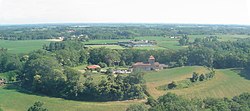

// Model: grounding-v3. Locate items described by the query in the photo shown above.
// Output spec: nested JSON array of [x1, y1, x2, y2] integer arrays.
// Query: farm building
[[132, 55, 168, 71], [118, 40, 156, 47], [86, 65, 101, 70]]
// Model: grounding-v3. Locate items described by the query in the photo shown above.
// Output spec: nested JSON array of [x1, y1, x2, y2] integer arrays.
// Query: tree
[[20, 55, 66, 96], [168, 81, 177, 89], [149, 93, 200, 111], [106, 68, 113, 75], [199, 74, 206, 81], [179, 35, 189, 46], [63, 67, 84, 98], [27, 101, 48, 111], [191, 72, 199, 82]]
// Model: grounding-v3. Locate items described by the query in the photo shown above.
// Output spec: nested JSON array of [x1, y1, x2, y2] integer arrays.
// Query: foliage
[[149, 93, 250, 111], [178, 35, 189, 46], [27, 101, 48, 111], [17, 50, 146, 101], [149, 93, 200, 111]]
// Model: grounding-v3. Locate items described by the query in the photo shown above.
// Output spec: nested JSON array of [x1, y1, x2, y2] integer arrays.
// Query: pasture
[[144, 66, 250, 99]]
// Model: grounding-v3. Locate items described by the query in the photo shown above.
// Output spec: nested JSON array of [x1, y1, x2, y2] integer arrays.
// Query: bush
[[168, 81, 177, 89], [191, 72, 199, 82], [106, 68, 113, 75], [199, 74, 206, 81], [27, 101, 48, 111]]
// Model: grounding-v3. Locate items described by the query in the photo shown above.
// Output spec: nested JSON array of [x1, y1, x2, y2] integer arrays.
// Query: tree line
[[127, 92, 250, 111], [1, 24, 250, 40]]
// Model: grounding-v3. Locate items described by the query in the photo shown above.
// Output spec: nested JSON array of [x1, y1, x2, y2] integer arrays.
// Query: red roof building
[[87, 65, 101, 69]]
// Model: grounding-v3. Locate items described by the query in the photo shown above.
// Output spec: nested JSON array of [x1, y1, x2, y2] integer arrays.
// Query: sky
[[0, 0, 250, 25]]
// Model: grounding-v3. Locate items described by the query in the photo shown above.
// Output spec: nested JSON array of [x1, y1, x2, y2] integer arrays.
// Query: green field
[[84, 35, 250, 50], [0, 40, 51, 54], [144, 66, 250, 99], [0, 86, 142, 111]]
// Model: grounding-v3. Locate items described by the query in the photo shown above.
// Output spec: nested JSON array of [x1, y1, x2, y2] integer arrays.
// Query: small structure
[[113, 69, 132, 74], [132, 55, 168, 71], [86, 65, 101, 70], [0, 78, 5, 85]]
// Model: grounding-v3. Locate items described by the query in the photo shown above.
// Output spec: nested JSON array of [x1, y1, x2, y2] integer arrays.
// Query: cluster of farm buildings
[[86, 55, 167, 74]]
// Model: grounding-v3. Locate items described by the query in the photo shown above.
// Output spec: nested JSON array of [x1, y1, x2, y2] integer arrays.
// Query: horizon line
[[1, 22, 250, 26]]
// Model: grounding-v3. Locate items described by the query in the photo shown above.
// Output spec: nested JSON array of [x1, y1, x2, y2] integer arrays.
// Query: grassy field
[[0, 40, 51, 54], [144, 66, 250, 99], [0, 86, 143, 111]]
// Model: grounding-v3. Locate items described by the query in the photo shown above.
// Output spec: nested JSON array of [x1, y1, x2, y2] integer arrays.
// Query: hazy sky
[[0, 0, 250, 24]]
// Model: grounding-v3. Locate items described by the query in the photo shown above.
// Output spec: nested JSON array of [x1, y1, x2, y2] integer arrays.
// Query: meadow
[[144, 66, 250, 99]]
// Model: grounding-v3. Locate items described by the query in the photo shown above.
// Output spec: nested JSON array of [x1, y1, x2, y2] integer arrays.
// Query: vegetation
[[145, 92, 250, 111], [1, 24, 250, 111], [27, 101, 48, 111]]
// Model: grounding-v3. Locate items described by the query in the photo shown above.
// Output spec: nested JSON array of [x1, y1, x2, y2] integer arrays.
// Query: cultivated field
[[144, 66, 250, 99]]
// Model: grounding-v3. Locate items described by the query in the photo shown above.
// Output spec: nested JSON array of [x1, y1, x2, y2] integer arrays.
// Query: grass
[[144, 66, 250, 99], [0, 40, 51, 54], [0, 86, 143, 111]]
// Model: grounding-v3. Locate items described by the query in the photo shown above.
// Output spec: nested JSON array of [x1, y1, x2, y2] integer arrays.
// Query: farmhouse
[[132, 55, 168, 71]]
